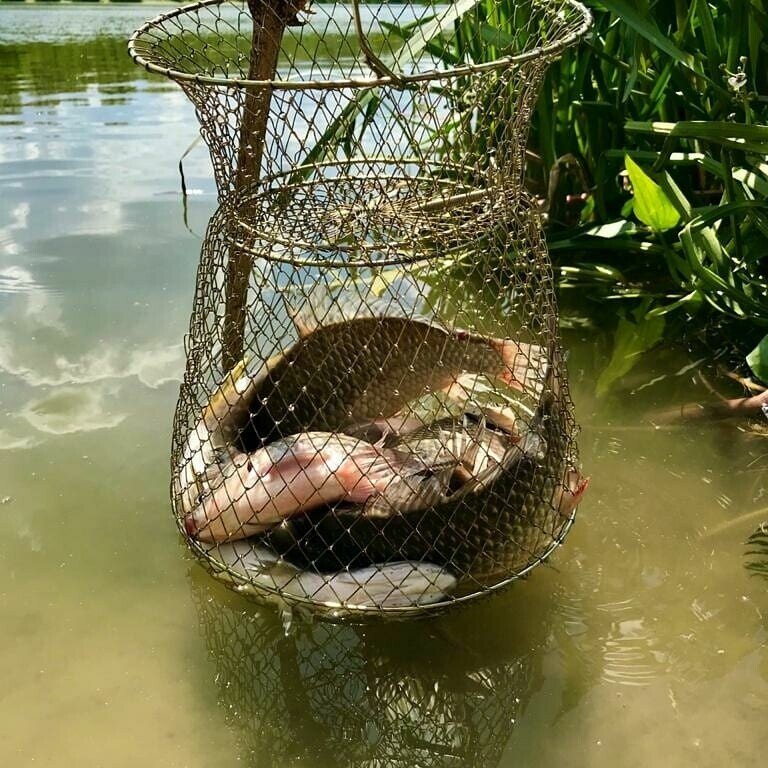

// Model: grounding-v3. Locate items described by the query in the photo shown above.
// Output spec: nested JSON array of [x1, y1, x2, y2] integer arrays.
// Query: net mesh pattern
[[192, 574, 539, 765], [129, 0, 592, 617]]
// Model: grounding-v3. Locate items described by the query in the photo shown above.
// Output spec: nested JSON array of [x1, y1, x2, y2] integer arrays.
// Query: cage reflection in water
[[192, 573, 546, 767], [130, 0, 592, 615]]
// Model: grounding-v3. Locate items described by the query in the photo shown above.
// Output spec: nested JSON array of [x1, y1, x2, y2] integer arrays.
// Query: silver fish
[[207, 541, 457, 608]]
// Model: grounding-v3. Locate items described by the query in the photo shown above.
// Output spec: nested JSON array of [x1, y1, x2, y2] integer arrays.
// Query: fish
[[235, 288, 549, 445], [345, 371, 539, 447], [207, 541, 458, 608], [359, 414, 519, 518], [266, 356, 588, 581], [442, 372, 538, 436], [183, 431, 442, 543], [175, 290, 548, 524]]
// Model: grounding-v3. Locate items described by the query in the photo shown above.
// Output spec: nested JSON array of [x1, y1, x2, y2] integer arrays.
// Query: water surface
[[0, 6, 766, 767]]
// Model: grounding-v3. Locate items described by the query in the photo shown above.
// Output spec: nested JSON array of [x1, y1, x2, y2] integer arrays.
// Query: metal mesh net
[[129, 0, 592, 617], [191, 572, 541, 765]]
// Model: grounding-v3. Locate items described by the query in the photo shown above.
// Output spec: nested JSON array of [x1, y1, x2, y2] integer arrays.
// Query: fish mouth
[[184, 511, 203, 538], [184, 508, 217, 541], [183, 507, 273, 543]]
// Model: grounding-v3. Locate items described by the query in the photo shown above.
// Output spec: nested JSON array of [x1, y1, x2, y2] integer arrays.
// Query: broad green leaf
[[596, 311, 665, 397], [747, 335, 768, 383], [584, 220, 637, 238], [625, 121, 768, 155], [625, 155, 681, 231]]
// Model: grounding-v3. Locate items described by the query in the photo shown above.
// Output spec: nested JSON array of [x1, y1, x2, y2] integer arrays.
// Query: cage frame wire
[[128, 0, 592, 89], [229, 157, 509, 268], [129, 0, 593, 618]]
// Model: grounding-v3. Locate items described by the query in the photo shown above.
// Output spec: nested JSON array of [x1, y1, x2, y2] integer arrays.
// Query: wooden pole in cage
[[223, 0, 300, 371]]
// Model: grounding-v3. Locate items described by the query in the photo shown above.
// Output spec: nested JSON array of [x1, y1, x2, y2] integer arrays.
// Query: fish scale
[[241, 316, 519, 447]]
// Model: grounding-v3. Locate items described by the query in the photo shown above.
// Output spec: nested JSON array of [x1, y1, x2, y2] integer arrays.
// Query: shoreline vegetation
[[530, 0, 768, 400]]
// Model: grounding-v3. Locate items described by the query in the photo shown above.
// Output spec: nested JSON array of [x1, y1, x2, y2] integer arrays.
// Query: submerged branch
[[651, 388, 768, 424]]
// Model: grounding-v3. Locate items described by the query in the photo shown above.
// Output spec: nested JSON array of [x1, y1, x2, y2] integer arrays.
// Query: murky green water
[[1, 6, 766, 767]]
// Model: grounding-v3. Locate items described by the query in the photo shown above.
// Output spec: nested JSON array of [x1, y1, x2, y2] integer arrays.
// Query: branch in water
[[652, 388, 768, 423]]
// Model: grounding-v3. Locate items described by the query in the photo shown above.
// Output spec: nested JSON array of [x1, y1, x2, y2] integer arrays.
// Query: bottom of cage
[[174, 471, 583, 619]]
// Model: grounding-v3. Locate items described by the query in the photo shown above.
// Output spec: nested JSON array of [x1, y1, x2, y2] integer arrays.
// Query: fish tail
[[555, 470, 590, 517], [491, 340, 549, 399]]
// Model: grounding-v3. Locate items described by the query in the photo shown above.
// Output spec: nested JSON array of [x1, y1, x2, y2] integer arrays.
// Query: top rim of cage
[[128, 0, 593, 90]]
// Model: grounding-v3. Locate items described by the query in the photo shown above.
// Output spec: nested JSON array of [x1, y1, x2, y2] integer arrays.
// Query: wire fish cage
[[129, 0, 592, 618]]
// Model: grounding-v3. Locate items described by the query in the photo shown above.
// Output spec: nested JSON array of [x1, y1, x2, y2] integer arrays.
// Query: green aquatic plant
[[745, 525, 768, 581], [529, 0, 768, 389]]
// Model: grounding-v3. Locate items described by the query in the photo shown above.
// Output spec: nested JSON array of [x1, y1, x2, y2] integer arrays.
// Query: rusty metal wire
[[129, 0, 592, 618], [191, 572, 541, 765]]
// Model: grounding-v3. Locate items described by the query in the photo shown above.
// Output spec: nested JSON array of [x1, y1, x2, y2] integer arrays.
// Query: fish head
[[183, 451, 278, 543]]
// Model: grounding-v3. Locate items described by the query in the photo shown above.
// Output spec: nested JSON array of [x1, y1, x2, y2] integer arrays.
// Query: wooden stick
[[223, 0, 297, 370], [651, 388, 768, 424]]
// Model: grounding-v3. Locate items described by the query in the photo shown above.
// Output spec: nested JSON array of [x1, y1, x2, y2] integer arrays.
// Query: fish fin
[[200, 446, 242, 489], [287, 284, 366, 336], [491, 340, 550, 400], [205, 541, 280, 576], [520, 430, 545, 458], [345, 412, 429, 445], [342, 446, 428, 504], [344, 421, 387, 446], [555, 471, 589, 518], [286, 301, 314, 339], [362, 465, 453, 518], [201, 356, 254, 436]]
